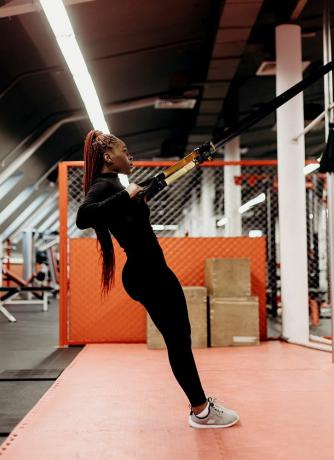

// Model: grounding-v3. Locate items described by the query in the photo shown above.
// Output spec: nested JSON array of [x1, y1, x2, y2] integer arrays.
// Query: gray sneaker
[[188, 396, 240, 429]]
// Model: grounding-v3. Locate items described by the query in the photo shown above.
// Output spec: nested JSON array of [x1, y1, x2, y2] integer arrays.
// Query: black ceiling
[[0, 0, 332, 231]]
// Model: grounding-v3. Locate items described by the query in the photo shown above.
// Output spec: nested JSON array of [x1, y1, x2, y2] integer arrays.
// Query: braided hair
[[83, 130, 119, 297]]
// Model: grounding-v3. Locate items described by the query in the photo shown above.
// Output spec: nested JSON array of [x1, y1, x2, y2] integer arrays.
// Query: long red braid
[[83, 129, 119, 297]]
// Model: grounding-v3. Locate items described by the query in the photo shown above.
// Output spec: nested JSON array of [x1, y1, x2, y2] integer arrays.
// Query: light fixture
[[39, 0, 108, 132], [249, 230, 263, 237], [304, 163, 320, 175], [217, 194, 266, 226], [154, 98, 196, 109], [217, 217, 228, 227], [256, 61, 311, 76], [39, 0, 129, 186], [239, 193, 266, 214], [151, 224, 178, 231]]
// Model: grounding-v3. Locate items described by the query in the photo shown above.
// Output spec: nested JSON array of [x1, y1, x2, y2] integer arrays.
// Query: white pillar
[[22, 229, 34, 281], [200, 169, 216, 236], [189, 190, 201, 237], [322, 0, 334, 360], [178, 191, 199, 236], [276, 24, 309, 342], [224, 137, 242, 236]]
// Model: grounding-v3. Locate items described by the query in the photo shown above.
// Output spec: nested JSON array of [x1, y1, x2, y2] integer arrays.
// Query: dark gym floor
[[0, 296, 83, 445], [0, 295, 330, 446]]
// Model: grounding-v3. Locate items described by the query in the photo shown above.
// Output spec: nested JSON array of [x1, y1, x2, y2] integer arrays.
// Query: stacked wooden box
[[147, 286, 207, 349], [206, 258, 260, 347]]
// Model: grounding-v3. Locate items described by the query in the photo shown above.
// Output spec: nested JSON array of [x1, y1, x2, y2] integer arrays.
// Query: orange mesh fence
[[68, 236, 266, 344], [59, 160, 329, 346], [69, 238, 145, 343]]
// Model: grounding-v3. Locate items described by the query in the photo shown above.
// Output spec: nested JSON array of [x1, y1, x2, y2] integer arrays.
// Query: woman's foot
[[189, 397, 240, 429]]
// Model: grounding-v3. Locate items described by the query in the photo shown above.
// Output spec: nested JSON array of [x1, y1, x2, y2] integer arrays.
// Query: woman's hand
[[125, 183, 143, 198]]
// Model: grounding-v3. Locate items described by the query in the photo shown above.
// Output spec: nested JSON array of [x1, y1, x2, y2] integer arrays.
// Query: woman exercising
[[76, 130, 240, 429]]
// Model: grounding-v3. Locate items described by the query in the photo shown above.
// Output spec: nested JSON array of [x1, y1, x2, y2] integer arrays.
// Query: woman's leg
[[123, 264, 207, 407]]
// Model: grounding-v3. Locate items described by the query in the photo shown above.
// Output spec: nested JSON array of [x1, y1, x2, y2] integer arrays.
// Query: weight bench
[[0, 286, 54, 323]]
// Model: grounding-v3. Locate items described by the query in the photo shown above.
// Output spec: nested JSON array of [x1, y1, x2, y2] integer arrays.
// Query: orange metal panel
[[61, 161, 84, 167], [69, 238, 146, 344], [58, 162, 69, 348], [62, 159, 317, 168], [133, 160, 279, 167]]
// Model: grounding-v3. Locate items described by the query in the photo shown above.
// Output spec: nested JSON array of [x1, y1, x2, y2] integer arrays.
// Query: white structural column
[[224, 137, 242, 236], [190, 193, 200, 236], [177, 190, 201, 237], [22, 229, 34, 301], [200, 169, 216, 236], [22, 229, 33, 281], [276, 24, 309, 342], [322, 0, 334, 360]]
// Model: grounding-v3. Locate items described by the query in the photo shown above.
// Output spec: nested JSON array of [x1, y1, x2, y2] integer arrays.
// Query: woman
[[76, 130, 240, 429]]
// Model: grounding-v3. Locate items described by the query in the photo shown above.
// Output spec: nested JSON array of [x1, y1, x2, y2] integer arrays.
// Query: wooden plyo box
[[184, 286, 208, 348], [205, 258, 251, 297], [210, 296, 260, 347], [147, 286, 207, 349]]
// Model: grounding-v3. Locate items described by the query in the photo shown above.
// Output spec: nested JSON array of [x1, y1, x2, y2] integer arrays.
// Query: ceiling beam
[[0, 96, 157, 185], [1, 191, 49, 240], [0, 0, 94, 18], [186, 0, 264, 151], [290, 0, 309, 20], [11, 192, 58, 243]]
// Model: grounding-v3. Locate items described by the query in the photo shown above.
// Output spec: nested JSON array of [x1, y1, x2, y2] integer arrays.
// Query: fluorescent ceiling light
[[39, 0, 108, 131], [152, 224, 178, 231], [249, 230, 263, 238], [217, 217, 228, 227], [218, 165, 319, 227], [239, 193, 266, 214], [39, 1, 129, 186], [217, 194, 266, 225], [304, 163, 320, 175]]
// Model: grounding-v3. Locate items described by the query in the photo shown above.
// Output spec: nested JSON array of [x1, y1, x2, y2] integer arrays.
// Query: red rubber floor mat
[[1, 341, 333, 459]]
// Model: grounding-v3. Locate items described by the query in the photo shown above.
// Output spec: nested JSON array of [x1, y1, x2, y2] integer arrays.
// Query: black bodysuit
[[76, 172, 206, 407]]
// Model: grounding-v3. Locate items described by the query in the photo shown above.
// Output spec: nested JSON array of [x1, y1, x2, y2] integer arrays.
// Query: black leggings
[[122, 258, 207, 407]]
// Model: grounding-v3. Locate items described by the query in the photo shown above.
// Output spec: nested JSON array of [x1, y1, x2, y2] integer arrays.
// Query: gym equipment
[[139, 61, 334, 199], [0, 286, 54, 323], [0, 238, 57, 322]]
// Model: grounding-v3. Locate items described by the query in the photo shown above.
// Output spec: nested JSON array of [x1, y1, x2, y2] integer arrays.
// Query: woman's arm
[[76, 182, 131, 230], [76, 181, 143, 230]]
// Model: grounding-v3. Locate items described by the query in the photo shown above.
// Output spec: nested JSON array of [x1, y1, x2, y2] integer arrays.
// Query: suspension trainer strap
[[139, 61, 334, 199]]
